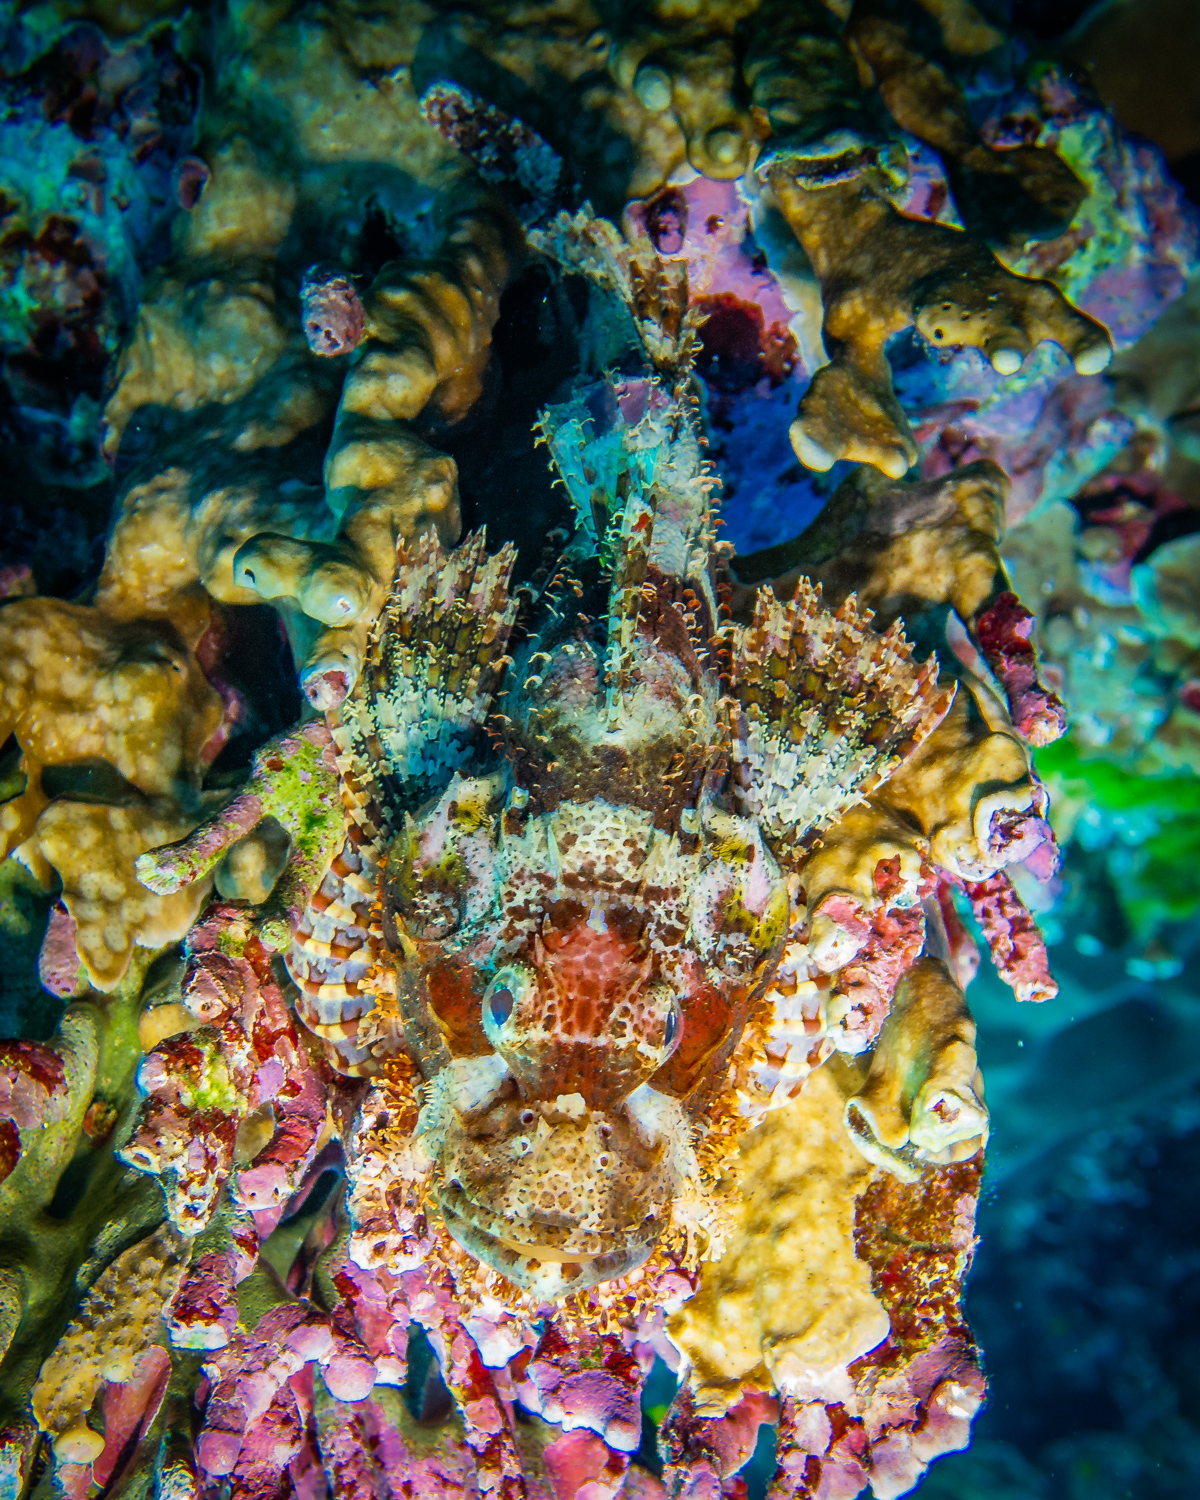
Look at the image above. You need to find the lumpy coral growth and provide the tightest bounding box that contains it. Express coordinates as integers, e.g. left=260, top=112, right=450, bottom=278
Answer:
left=0, top=0, right=1195, bottom=1497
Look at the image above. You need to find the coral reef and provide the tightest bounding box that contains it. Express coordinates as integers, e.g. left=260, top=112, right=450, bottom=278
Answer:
left=0, top=593, right=224, bottom=989
left=1, top=0, right=1196, bottom=1496
left=0, top=213, right=1023, bottom=1498
left=0, top=18, right=200, bottom=501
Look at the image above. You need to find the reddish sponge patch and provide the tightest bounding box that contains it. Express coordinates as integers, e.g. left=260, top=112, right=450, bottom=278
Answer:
left=975, top=591, right=1067, bottom=747
left=961, top=869, right=1058, bottom=1002
left=695, top=293, right=797, bottom=391
left=0, top=1118, right=19, bottom=1186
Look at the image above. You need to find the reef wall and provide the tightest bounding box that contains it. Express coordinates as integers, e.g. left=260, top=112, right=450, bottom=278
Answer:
left=0, top=1, right=1197, bottom=1497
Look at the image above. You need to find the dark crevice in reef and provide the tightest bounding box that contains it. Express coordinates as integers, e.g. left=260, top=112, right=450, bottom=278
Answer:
left=937, top=1078, right=1200, bottom=1498
left=441, top=259, right=581, bottom=582
left=404, top=1325, right=456, bottom=1426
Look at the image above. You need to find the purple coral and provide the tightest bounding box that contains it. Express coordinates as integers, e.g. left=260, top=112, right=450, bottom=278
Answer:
left=121, top=905, right=330, bottom=1232
left=959, top=871, right=1059, bottom=1003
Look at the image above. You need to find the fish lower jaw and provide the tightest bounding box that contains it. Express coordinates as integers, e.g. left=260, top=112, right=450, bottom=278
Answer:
left=437, top=1192, right=659, bottom=1299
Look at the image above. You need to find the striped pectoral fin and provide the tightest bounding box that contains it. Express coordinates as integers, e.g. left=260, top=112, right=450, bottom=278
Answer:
left=320, top=1031, right=385, bottom=1078
left=732, top=580, right=956, bottom=856
left=289, top=941, right=374, bottom=1000
left=290, top=965, right=395, bottom=1078
left=329, top=528, right=518, bottom=815
left=298, top=1012, right=365, bottom=1043
left=291, top=965, right=372, bottom=1023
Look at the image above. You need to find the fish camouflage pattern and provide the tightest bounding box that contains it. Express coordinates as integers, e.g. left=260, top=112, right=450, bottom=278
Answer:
left=284, top=227, right=955, bottom=1318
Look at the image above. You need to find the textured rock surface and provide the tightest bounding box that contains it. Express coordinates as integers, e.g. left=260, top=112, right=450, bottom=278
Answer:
left=0, top=0, right=1197, bottom=1496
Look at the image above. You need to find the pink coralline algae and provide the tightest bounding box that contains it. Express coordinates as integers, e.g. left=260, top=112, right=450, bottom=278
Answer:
left=974, top=592, right=1068, bottom=747
left=301, top=265, right=367, bottom=358
left=121, top=905, right=330, bottom=1234
left=959, top=872, right=1059, bottom=1004
left=37, top=904, right=87, bottom=999
left=812, top=893, right=932, bottom=1060
left=0, top=1040, right=69, bottom=1181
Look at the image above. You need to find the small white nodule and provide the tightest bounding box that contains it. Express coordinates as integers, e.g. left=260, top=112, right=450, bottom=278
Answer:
left=1074, top=341, right=1112, bottom=377
left=792, top=423, right=836, bottom=473
left=990, top=346, right=1023, bottom=376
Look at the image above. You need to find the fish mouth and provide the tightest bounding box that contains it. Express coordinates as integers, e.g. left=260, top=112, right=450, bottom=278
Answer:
left=437, top=1181, right=661, bottom=1298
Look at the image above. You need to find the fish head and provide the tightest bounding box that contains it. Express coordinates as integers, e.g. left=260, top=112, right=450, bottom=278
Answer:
left=416, top=900, right=698, bottom=1300
left=391, top=789, right=788, bottom=1301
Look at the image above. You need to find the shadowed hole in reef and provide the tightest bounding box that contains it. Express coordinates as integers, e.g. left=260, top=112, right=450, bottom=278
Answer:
left=357, top=199, right=411, bottom=282
left=138, top=943, right=187, bottom=1014
left=743, top=1422, right=777, bottom=1500
left=634, top=1356, right=677, bottom=1475
left=40, top=759, right=145, bottom=804
left=632, top=1358, right=777, bottom=1496
left=259, top=1157, right=345, bottom=1293
left=0, top=773, right=59, bottom=1039
left=0, top=735, right=21, bottom=800
left=46, top=1139, right=99, bottom=1219
left=279, top=1166, right=341, bottom=1227
left=446, top=259, right=581, bottom=582
left=205, top=604, right=304, bottom=775
left=404, top=1323, right=455, bottom=1424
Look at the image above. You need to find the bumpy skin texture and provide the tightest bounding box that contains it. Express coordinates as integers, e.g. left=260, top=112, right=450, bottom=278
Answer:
left=310, top=334, right=955, bottom=1320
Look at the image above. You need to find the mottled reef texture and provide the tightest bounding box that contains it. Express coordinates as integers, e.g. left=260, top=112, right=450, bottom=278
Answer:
left=0, top=1, right=1197, bottom=1498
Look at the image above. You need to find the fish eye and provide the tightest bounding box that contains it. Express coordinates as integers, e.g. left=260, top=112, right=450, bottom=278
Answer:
left=664, top=1007, right=678, bottom=1048
left=489, top=986, right=514, bottom=1026
left=482, top=965, right=534, bottom=1043
left=648, top=982, right=682, bottom=1056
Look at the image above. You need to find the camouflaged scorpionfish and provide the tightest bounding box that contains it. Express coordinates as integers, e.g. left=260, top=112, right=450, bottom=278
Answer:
left=285, top=277, right=953, bottom=1308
